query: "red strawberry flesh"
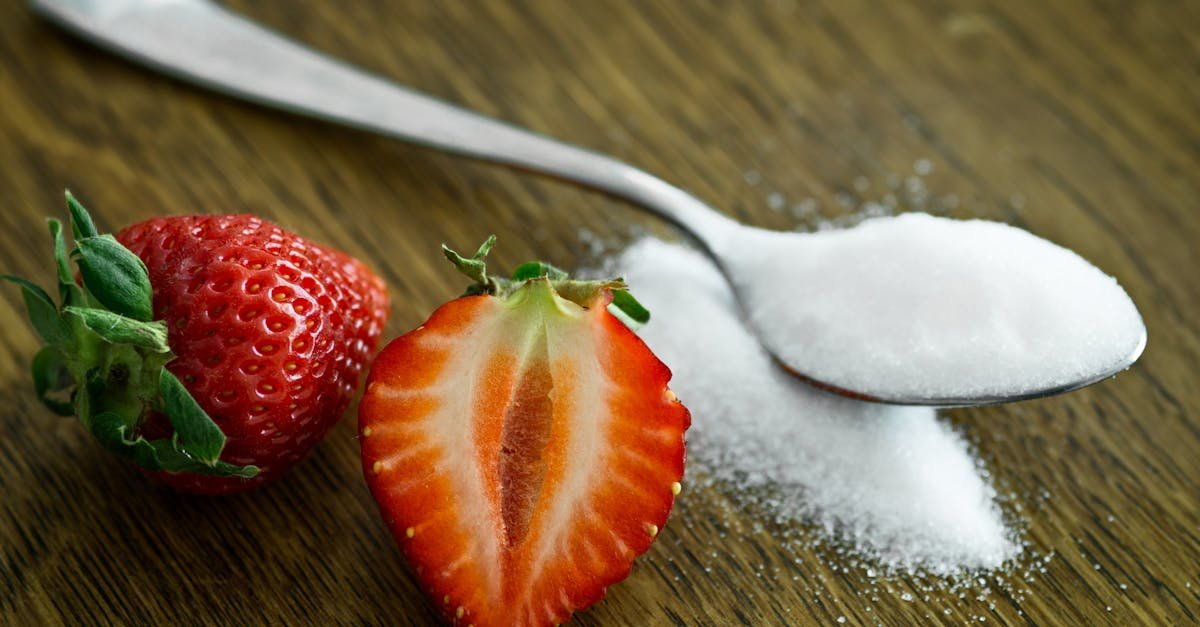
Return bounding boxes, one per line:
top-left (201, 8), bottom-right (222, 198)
top-left (360, 278), bottom-right (688, 625)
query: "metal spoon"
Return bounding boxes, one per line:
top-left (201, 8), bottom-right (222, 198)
top-left (30, 0), bottom-right (1146, 406)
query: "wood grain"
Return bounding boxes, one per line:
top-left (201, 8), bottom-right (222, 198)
top-left (1, 1), bottom-right (1197, 625)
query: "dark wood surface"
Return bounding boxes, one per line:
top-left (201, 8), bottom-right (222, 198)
top-left (2, 1), bottom-right (1198, 625)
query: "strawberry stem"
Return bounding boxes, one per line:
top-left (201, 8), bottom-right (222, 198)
top-left (441, 236), bottom-right (651, 329)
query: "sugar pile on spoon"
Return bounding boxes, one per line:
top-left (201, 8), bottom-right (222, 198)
top-left (609, 235), bottom-right (1020, 573)
top-left (724, 213), bottom-right (1145, 401)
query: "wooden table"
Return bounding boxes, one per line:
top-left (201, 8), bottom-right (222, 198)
top-left (2, 1), bottom-right (1197, 625)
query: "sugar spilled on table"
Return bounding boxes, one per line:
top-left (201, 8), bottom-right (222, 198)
top-left (577, 169), bottom-right (1143, 620)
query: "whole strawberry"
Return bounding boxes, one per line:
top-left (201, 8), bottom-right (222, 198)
top-left (3, 192), bottom-right (389, 494)
top-left (359, 237), bottom-right (688, 626)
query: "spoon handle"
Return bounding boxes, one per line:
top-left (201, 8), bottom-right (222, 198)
top-left (31, 0), bottom-right (739, 247)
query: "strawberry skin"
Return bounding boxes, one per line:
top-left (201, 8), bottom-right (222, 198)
top-left (118, 214), bottom-right (389, 493)
top-left (360, 250), bottom-right (689, 626)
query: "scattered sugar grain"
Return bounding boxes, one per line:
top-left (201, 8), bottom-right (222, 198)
top-left (790, 199), bottom-right (819, 220)
top-left (768, 192), bottom-right (786, 210)
top-left (612, 238), bottom-right (1020, 574)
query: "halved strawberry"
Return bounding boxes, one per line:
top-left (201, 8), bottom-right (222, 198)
top-left (359, 238), bottom-right (689, 626)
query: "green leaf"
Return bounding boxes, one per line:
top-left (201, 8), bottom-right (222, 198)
top-left (48, 218), bottom-right (87, 308)
top-left (75, 236), bottom-right (154, 322)
top-left (31, 346), bottom-right (74, 416)
top-left (442, 235), bottom-right (498, 290)
top-left (609, 289), bottom-right (651, 330)
top-left (511, 261), bottom-right (568, 282)
top-left (159, 369), bottom-right (225, 465)
top-left (471, 235), bottom-right (497, 259)
top-left (1, 274), bottom-right (66, 345)
top-left (90, 411), bottom-right (258, 478)
top-left (91, 411), bottom-right (162, 468)
top-left (65, 190), bottom-right (99, 240)
top-left (63, 306), bottom-right (169, 352)
top-left (510, 262), bottom-right (542, 282)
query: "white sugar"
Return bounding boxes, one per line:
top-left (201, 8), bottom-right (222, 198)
top-left (613, 237), bottom-right (1019, 574)
top-left (724, 213), bottom-right (1144, 400)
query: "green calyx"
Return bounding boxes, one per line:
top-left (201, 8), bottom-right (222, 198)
top-left (442, 235), bottom-right (651, 330)
top-left (2, 192), bottom-right (257, 479)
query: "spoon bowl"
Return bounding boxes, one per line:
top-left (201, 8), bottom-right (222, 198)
top-left (32, 0), bottom-right (1147, 406)
top-left (716, 219), bottom-right (1147, 406)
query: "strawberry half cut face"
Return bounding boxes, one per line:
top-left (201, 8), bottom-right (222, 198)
top-left (360, 253), bottom-right (689, 626)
